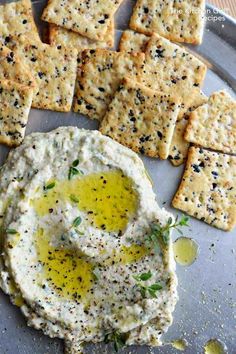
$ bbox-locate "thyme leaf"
[72,216,82,228]
[44,182,55,190]
[133,272,163,298]
[70,194,79,203]
[104,330,126,352]
[72,159,80,167]
[6,229,18,235]
[68,160,84,180]
[145,215,189,253]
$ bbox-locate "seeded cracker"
[0,45,36,90]
[172,147,236,231]
[119,30,150,53]
[73,49,145,120]
[129,0,205,45]
[0,0,40,44]
[142,34,207,116]
[100,78,181,159]
[49,20,115,49]
[169,90,208,166]
[7,36,78,112]
[185,91,236,154]
[42,0,124,42]
[0,79,33,147]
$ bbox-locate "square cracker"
[172,147,236,231]
[7,36,78,112]
[73,49,145,120]
[99,78,181,159]
[142,34,207,117]
[129,0,205,45]
[119,30,150,53]
[49,20,115,49]
[42,0,123,42]
[0,0,40,44]
[0,79,33,147]
[0,45,36,89]
[169,89,208,166]
[185,91,236,154]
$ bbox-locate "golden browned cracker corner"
[172,147,236,231]
[99,77,181,159]
[42,0,123,42]
[119,30,150,53]
[185,90,236,154]
[49,20,115,49]
[0,0,40,44]
[142,34,207,117]
[0,79,34,147]
[169,89,208,166]
[6,36,78,112]
[129,0,205,45]
[73,49,145,120]
[0,45,37,90]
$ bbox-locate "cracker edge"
[0,79,33,147]
[172,146,236,231]
[184,90,236,154]
[129,0,205,45]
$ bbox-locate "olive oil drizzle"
[32,170,138,233]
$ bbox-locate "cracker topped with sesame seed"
[0,79,34,147]
[42,0,124,42]
[49,20,115,49]
[142,34,207,117]
[6,36,78,112]
[119,30,150,53]
[129,0,205,45]
[0,0,40,45]
[172,147,236,231]
[73,49,145,120]
[0,45,36,90]
[185,91,236,154]
[169,89,208,166]
[99,78,181,159]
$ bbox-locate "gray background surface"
[0,1,235,353]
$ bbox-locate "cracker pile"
[173,91,236,230]
[1,0,235,231]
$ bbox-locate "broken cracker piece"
[0,79,33,147]
[42,0,123,42]
[73,49,145,120]
[185,90,236,154]
[172,147,236,231]
[129,0,205,45]
[100,78,181,159]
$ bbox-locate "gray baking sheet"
[0,1,236,353]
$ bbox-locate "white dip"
[0,127,177,353]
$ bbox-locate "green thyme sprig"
[68,159,84,180]
[104,330,127,352]
[145,215,189,253]
[133,271,162,298]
